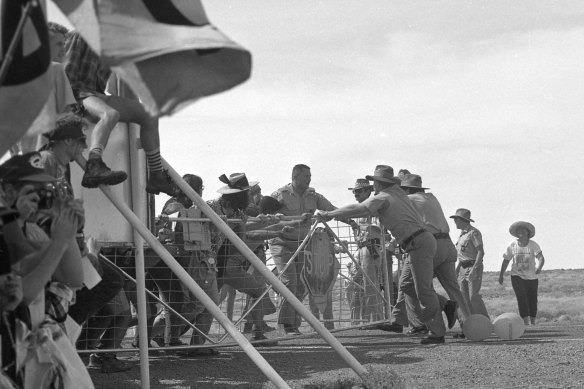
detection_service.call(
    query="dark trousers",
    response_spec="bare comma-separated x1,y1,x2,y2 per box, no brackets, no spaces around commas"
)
511,275,539,318
69,255,124,324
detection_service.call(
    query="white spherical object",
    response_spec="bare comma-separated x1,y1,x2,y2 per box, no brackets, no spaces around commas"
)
462,314,493,341
493,312,526,340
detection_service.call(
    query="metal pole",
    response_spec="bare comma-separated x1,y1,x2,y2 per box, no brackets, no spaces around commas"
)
380,224,392,321
128,123,150,389
163,159,368,379
75,156,290,389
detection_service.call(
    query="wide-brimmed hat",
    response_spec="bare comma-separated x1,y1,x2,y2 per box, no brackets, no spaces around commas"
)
0,152,56,183
400,174,429,190
217,173,258,194
365,165,401,184
348,178,373,191
449,208,474,223
509,221,535,239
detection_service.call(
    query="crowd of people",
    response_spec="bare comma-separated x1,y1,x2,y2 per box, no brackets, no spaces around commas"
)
0,21,547,389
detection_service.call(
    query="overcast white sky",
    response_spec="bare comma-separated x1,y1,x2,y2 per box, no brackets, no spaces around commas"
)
48,1,584,271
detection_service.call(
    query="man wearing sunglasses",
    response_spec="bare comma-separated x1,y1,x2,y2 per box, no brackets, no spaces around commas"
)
38,113,129,372
348,178,385,323
39,113,88,200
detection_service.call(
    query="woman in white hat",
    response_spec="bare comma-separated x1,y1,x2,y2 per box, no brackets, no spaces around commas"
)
498,221,545,326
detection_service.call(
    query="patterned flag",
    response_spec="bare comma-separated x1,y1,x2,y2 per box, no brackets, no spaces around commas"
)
54,0,252,117
0,0,53,157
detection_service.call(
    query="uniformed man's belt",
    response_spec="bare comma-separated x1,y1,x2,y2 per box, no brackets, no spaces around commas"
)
358,238,380,248
401,229,426,250
460,260,475,269
433,232,450,240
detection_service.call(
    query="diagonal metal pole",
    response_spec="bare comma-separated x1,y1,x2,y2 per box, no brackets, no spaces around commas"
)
75,155,290,389
163,158,368,379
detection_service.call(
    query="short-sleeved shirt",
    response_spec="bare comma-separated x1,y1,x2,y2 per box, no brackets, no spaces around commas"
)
269,184,335,247
503,240,542,280
63,32,111,99
407,192,450,235
361,185,425,244
455,226,483,263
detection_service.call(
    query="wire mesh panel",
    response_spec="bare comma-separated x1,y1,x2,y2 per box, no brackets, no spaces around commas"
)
76,217,399,357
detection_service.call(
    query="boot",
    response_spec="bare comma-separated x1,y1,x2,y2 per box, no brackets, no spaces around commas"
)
88,353,132,373
253,332,278,347
443,300,458,329
377,321,403,333
261,321,276,333
82,158,127,188
146,170,178,196
242,322,254,334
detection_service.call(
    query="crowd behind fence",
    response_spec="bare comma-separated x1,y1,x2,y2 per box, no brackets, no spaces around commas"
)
82,220,400,353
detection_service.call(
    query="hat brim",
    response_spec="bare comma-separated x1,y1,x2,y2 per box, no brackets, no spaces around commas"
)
509,221,535,238
217,180,259,194
450,215,474,223
348,186,373,190
401,184,430,190
365,175,401,184
18,173,57,183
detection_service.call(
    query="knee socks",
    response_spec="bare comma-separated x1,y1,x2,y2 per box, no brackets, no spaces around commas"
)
145,148,163,173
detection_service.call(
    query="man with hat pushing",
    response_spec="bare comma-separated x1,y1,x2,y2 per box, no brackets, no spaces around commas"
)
451,208,489,320
399,174,469,333
316,165,447,344
348,178,385,323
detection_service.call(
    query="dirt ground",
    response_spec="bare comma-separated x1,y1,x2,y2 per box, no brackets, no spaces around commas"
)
87,321,584,389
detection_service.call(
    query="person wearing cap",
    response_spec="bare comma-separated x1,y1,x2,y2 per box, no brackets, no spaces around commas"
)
399,174,469,334
0,153,91,387
498,221,545,326
316,165,447,344
269,164,340,335
450,208,489,320
146,174,211,349
0,153,84,295
36,113,131,373
176,173,279,353
39,112,88,199
348,178,385,323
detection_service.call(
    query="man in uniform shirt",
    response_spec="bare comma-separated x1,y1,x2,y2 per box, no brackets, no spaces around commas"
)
269,164,340,335
450,208,489,318
316,165,446,344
